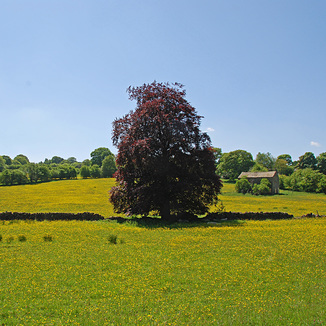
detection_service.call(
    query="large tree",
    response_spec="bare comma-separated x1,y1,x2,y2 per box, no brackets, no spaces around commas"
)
317,152,326,175
13,154,29,165
0,156,6,172
110,81,222,220
101,155,117,178
255,152,276,171
90,147,114,167
297,152,317,170
217,150,254,180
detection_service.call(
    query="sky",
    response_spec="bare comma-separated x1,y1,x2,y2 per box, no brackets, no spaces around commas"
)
1,0,325,163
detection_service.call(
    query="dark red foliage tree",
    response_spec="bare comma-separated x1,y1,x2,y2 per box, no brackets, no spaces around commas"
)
110,81,222,220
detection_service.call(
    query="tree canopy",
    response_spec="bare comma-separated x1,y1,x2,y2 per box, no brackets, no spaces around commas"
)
110,81,222,220
90,147,114,167
317,152,326,175
297,152,317,170
217,150,254,180
255,152,275,171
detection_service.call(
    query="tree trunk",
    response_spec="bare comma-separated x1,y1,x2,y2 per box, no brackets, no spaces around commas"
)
160,200,171,221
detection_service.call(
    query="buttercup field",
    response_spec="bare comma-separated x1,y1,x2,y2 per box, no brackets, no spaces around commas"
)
0,179,326,325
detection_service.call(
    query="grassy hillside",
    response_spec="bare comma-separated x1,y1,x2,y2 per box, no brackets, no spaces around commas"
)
1,178,325,217
0,218,325,325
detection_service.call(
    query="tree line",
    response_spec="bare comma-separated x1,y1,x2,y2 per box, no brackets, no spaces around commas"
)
215,149,326,194
0,147,117,186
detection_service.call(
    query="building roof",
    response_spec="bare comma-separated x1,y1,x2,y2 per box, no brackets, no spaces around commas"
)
238,171,278,179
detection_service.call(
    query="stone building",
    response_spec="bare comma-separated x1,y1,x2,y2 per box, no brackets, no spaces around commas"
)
238,171,279,194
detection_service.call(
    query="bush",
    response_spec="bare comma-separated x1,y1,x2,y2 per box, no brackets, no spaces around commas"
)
317,176,326,194
252,178,272,196
235,177,252,194
288,169,325,193
279,174,290,190
18,235,27,242
43,235,53,242
108,234,118,244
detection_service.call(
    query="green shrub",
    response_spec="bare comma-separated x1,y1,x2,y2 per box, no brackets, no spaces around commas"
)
43,235,53,242
252,178,271,196
108,234,118,244
0,234,2,242
252,184,260,195
18,235,27,242
317,176,326,194
235,177,252,194
258,179,272,195
279,174,291,190
289,169,324,193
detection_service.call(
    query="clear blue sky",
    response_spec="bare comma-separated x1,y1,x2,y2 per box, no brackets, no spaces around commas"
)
1,0,325,163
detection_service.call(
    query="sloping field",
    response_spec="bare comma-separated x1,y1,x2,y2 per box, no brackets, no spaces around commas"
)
0,218,325,325
0,178,325,217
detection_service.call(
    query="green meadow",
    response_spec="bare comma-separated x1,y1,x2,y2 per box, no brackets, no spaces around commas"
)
0,179,326,325
0,178,325,217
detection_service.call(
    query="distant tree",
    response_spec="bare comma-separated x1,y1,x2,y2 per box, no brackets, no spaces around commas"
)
7,164,22,170
255,152,275,171
13,154,30,165
90,165,101,178
289,168,323,193
217,150,254,180
90,147,114,167
2,155,12,166
297,152,317,170
110,81,222,220
11,169,29,185
38,165,51,182
317,152,326,175
0,156,6,172
250,163,268,172
58,166,68,180
0,169,12,185
51,169,60,180
67,157,77,164
80,165,91,179
274,158,294,176
27,163,39,183
317,175,326,194
212,147,222,167
51,156,64,164
82,159,92,166
277,154,293,166
101,155,117,178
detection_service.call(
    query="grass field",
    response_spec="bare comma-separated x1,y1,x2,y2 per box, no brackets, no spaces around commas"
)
0,179,326,325
0,218,325,325
220,182,326,217
0,179,119,218
0,178,325,217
